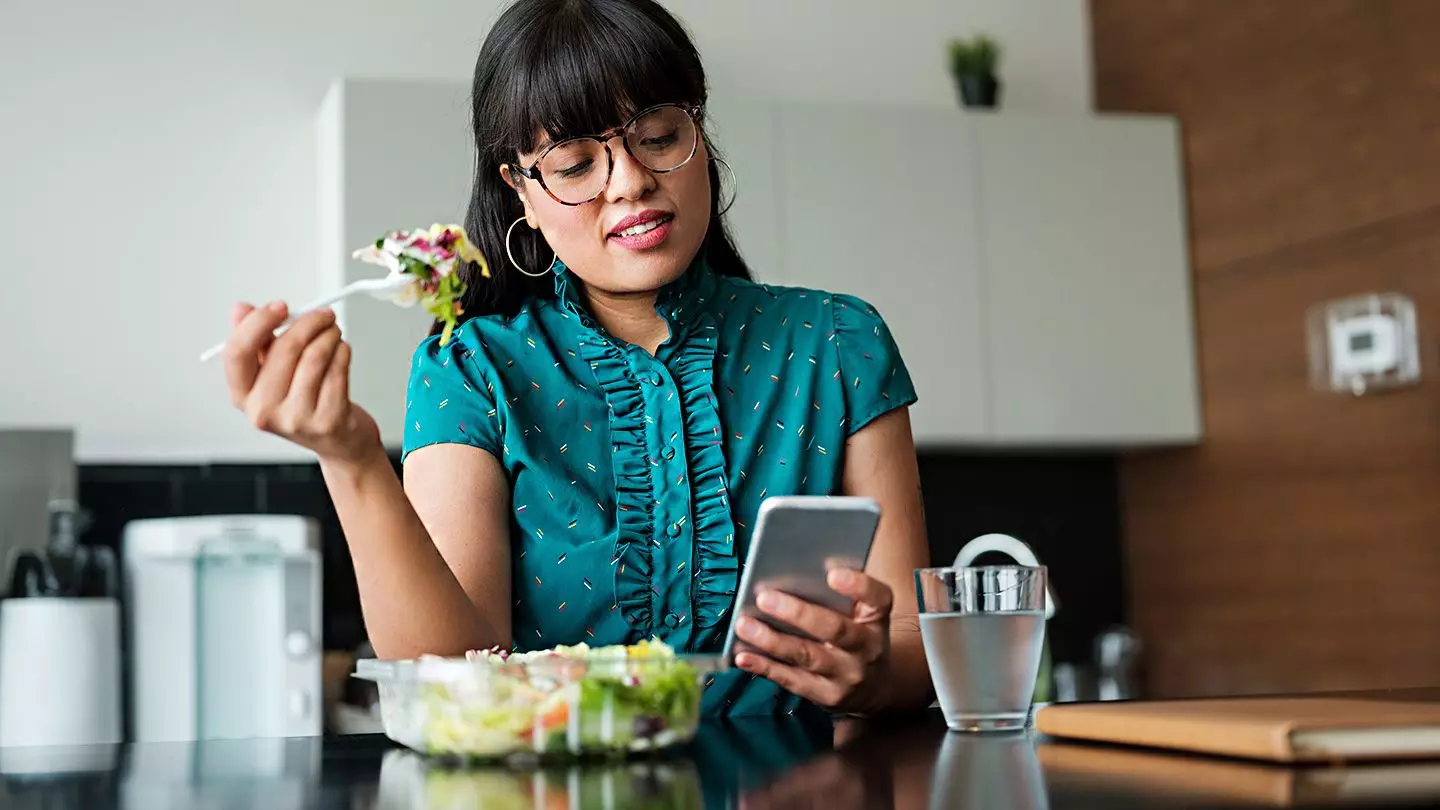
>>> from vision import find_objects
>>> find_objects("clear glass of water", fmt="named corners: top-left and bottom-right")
top-left (915, 565), bottom-right (1047, 732)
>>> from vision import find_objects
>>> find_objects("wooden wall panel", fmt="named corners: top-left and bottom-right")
top-left (1096, 1), bottom-right (1438, 272)
top-left (1093, 0), bottom-right (1440, 697)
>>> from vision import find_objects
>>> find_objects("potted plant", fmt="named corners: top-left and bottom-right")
top-left (948, 34), bottom-right (1002, 109)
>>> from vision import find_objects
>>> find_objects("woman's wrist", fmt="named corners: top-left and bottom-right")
top-left (883, 627), bottom-right (934, 711)
top-left (318, 440), bottom-right (393, 491)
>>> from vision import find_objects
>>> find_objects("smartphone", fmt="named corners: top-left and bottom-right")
top-left (719, 495), bottom-right (882, 666)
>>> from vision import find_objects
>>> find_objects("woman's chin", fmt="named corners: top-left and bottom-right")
top-left (602, 252), bottom-right (697, 294)
top-left (617, 270), bottom-right (688, 296)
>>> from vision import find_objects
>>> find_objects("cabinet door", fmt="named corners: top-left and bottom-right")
top-left (974, 114), bottom-right (1201, 444)
top-left (774, 104), bottom-right (988, 444)
top-left (703, 97), bottom-right (783, 285)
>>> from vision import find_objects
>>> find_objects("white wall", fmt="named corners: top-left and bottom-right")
top-left (0, 0), bottom-right (1092, 462)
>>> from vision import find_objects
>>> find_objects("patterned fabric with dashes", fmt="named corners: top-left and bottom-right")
top-left (402, 255), bottom-right (917, 717)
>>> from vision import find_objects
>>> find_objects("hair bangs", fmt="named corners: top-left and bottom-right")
top-left (494, 0), bottom-right (704, 157)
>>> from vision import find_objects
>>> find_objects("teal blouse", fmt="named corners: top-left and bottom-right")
top-left (402, 256), bottom-right (916, 717)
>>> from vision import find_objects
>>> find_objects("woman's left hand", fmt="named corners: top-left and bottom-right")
top-left (733, 568), bottom-right (893, 714)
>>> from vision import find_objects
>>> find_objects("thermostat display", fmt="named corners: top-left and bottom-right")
top-left (1307, 293), bottom-right (1420, 395)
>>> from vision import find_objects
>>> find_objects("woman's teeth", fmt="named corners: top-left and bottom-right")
top-left (614, 217), bottom-right (670, 238)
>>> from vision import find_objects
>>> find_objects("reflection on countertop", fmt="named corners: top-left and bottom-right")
top-left (368, 751), bottom-right (704, 809)
top-left (6, 710), bottom-right (1440, 810)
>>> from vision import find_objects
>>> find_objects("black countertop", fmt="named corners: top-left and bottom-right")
top-left (3, 710), bottom-right (1440, 810)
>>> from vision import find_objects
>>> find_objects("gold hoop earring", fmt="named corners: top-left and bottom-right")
top-left (710, 157), bottom-right (738, 216)
top-left (505, 217), bottom-right (557, 278)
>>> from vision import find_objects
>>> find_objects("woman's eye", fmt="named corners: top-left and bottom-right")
top-left (638, 131), bottom-right (678, 150)
top-left (555, 159), bottom-right (595, 179)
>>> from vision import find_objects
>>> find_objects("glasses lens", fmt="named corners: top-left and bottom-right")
top-left (538, 139), bottom-right (610, 204)
top-left (625, 106), bottom-right (697, 173)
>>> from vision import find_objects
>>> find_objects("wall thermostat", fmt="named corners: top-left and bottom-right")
top-left (1306, 292), bottom-right (1420, 395)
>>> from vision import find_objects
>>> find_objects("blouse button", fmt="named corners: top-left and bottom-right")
top-left (663, 614), bottom-right (680, 629)
top-left (644, 372), bottom-right (663, 386)
top-left (667, 522), bottom-right (682, 538)
top-left (663, 447), bottom-right (676, 461)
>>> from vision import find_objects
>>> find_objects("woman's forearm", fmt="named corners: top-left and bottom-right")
top-left (320, 446), bottom-right (502, 659)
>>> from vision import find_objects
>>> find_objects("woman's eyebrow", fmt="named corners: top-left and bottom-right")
top-left (525, 108), bottom-right (633, 156)
top-left (519, 133), bottom-right (556, 162)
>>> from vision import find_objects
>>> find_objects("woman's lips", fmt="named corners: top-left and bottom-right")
top-left (609, 209), bottom-right (671, 234)
top-left (608, 213), bottom-right (674, 250)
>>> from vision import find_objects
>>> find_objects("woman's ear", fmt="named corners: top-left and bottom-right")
top-left (500, 164), bottom-right (540, 228)
top-left (499, 163), bottom-right (519, 192)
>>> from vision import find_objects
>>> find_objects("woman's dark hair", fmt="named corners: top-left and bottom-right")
top-left (435, 0), bottom-right (753, 331)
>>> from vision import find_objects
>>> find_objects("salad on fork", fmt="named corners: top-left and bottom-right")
top-left (352, 223), bottom-right (490, 347)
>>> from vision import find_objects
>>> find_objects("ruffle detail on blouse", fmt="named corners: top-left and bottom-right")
top-left (577, 333), bottom-right (658, 633)
top-left (668, 315), bottom-right (738, 631)
top-left (554, 259), bottom-right (735, 636)
top-left (552, 262), bottom-right (660, 633)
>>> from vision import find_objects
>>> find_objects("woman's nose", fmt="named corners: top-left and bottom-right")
top-left (604, 139), bottom-right (657, 202)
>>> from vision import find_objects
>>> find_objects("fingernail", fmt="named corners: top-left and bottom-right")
top-left (833, 569), bottom-right (855, 586)
top-left (737, 618), bottom-right (757, 639)
top-left (268, 301), bottom-right (285, 313)
top-left (320, 307), bottom-right (335, 319)
top-left (756, 592), bottom-right (779, 612)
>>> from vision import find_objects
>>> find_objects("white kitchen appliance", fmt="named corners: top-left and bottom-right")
top-left (123, 515), bottom-right (322, 742)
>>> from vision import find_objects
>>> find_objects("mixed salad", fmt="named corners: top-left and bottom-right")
top-left (375, 639), bottom-right (710, 761)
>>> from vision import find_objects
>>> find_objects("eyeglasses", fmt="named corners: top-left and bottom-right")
top-left (510, 103), bottom-right (702, 206)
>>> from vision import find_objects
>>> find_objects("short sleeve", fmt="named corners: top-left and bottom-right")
top-left (830, 293), bottom-right (918, 434)
top-left (401, 332), bottom-right (502, 462)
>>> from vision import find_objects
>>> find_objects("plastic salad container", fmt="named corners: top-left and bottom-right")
top-left (353, 640), bottom-right (718, 762)
top-left (376, 748), bottom-right (703, 810)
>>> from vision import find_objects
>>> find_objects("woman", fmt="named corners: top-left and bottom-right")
top-left (221, 0), bottom-right (931, 717)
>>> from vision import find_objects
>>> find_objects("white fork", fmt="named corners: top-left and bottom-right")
top-left (198, 273), bottom-right (415, 363)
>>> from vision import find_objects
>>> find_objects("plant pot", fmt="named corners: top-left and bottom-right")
top-left (957, 73), bottom-right (1001, 109)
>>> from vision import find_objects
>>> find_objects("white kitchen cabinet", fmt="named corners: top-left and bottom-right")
top-left (973, 114), bottom-right (1200, 444)
top-left (766, 105), bottom-right (991, 444)
top-left (738, 101), bottom-right (1200, 447)
top-left (703, 97), bottom-right (784, 293)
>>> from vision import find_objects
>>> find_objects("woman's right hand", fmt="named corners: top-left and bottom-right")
top-left (223, 301), bottom-right (381, 465)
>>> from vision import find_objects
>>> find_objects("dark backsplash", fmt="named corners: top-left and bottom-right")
top-left (77, 451), bottom-right (1125, 664)
top-left (915, 452), bottom-right (1126, 665)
